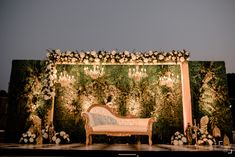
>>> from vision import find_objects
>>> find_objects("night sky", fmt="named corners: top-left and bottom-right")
top-left (1, 0), bottom-right (235, 91)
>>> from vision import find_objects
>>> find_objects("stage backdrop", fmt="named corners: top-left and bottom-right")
top-left (5, 59), bottom-right (232, 144)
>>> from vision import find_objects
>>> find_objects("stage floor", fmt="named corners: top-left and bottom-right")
top-left (0, 143), bottom-right (234, 157)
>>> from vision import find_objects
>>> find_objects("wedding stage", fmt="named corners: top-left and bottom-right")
top-left (0, 143), bottom-right (234, 157)
top-left (2, 49), bottom-right (233, 157)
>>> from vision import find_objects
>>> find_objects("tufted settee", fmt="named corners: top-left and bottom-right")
top-left (81, 104), bottom-right (156, 145)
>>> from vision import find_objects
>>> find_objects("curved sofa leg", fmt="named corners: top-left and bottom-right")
top-left (86, 134), bottom-right (90, 145)
top-left (89, 135), bottom-right (92, 144)
top-left (136, 136), bottom-right (141, 145)
top-left (148, 134), bottom-right (152, 146)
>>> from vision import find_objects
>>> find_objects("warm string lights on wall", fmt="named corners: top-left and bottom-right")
top-left (128, 65), bottom-right (148, 82)
top-left (84, 65), bottom-right (105, 79)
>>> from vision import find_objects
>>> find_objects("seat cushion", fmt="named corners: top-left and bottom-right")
top-left (92, 125), bottom-right (147, 132)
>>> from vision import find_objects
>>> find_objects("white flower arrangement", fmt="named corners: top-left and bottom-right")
top-left (196, 131), bottom-right (216, 146)
top-left (19, 130), bottom-right (37, 144)
top-left (19, 124), bottom-right (71, 145)
top-left (41, 125), bottom-right (49, 142)
top-left (171, 131), bottom-right (188, 145)
top-left (42, 124), bottom-right (70, 144)
top-left (51, 131), bottom-right (70, 144)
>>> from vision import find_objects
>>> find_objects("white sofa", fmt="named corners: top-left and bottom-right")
top-left (81, 104), bottom-right (156, 145)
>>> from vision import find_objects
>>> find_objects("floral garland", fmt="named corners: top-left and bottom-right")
top-left (46, 49), bottom-right (190, 65)
top-left (43, 49), bottom-right (190, 99)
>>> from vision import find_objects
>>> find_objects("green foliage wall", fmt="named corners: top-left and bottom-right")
top-left (6, 60), bottom-right (233, 144)
top-left (6, 60), bottom-right (50, 142)
top-left (54, 64), bottom-right (183, 144)
top-left (189, 61), bottom-right (233, 139)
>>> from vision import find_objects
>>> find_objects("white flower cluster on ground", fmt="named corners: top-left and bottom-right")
top-left (171, 131), bottom-right (188, 145)
top-left (51, 131), bottom-right (70, 144)
top-left (19, 125), bottom-right (70, 144)
top-left (19, 130), bottom-right (37, 144)
top-left (197, 132), bottom-right (216, 145)
top-left (41, 125), bottom-right (49, 140)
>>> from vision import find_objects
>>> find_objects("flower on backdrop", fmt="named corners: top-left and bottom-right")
top-left (171, 131), bottom-right (188, 145)
top-left (51, 131), bottom-right (70, 144)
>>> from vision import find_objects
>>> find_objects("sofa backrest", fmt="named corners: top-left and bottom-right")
top-left (89, 105), bottom-right (114, 116)
top-left (87, 105), bottom-right (118, 126)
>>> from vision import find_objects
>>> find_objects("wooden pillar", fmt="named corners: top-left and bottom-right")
top-left (180, 62), bottom-right (192, 132)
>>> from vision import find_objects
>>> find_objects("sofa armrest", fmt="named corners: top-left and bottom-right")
top-left (147, 117), bottom-right (156, 131)
top-left (81, 112), bottom-right (93, 128)
top-left (81, 112), bottom-right (89, 121)
top-left (81, 112), bottom-right (88, 124)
